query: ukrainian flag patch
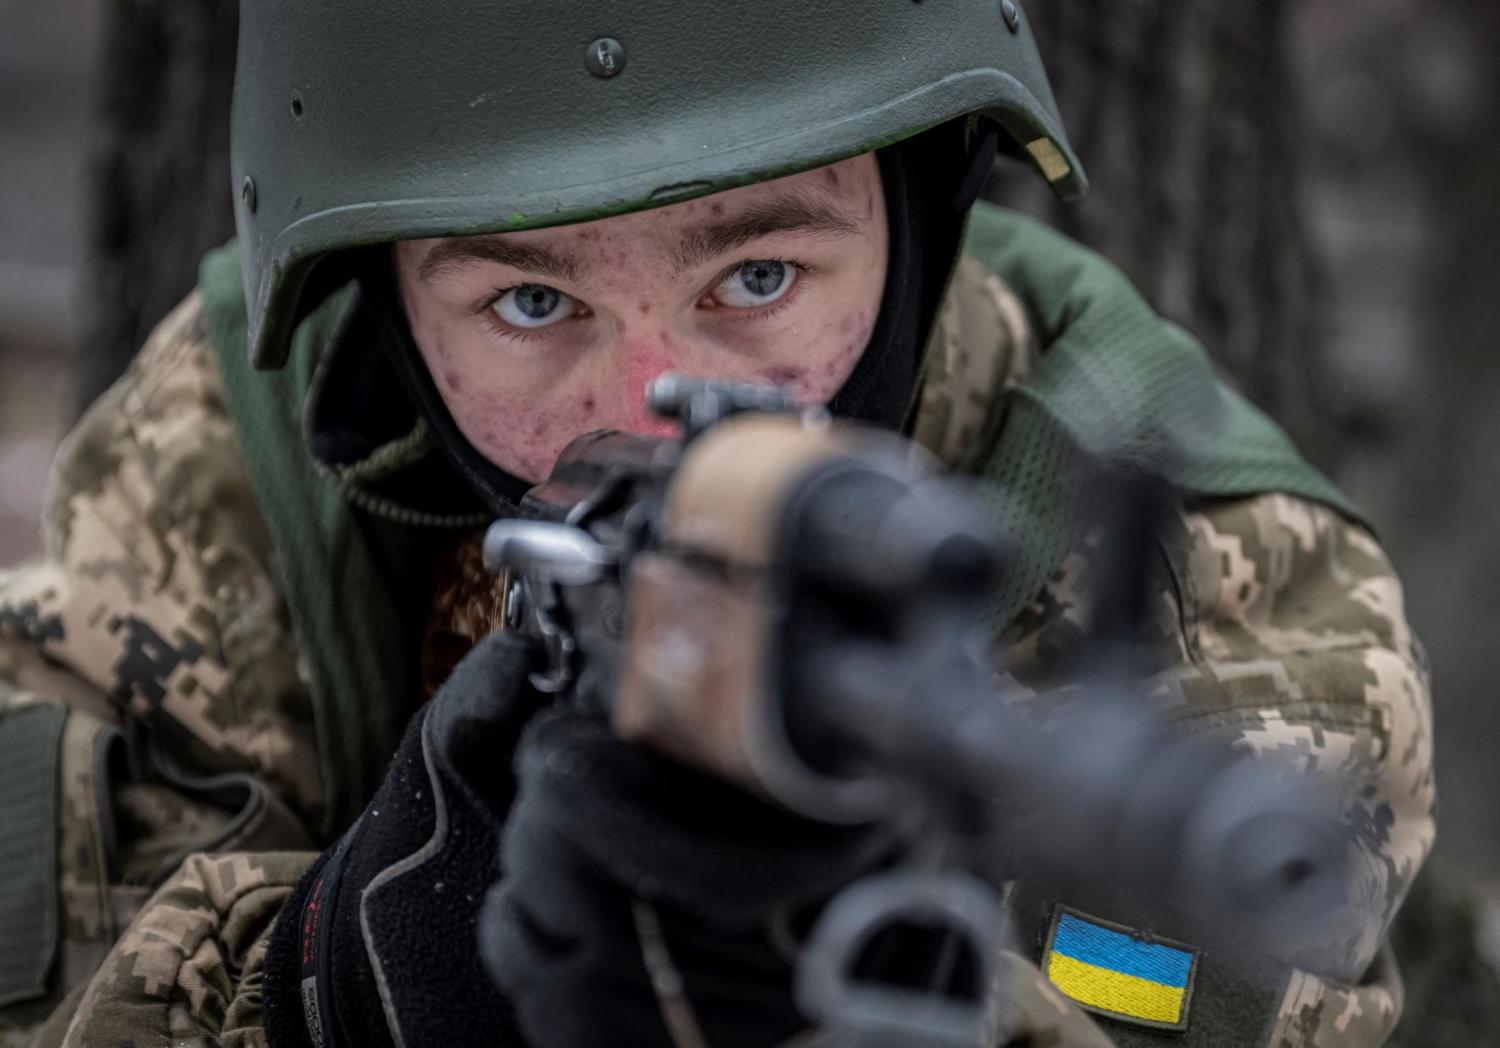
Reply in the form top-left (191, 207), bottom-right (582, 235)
top-left (1041, 906), bottom-right (1199, 1031)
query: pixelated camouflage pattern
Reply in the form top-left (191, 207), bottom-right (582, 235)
top-left (986, 489), bottom-right (1433, 1045)
top-left (1166, 493), bottom-right (1434, 987)
top-left (912, 256), bottom-right (1036, 472)
top-left (0, 295), bottom-right (322, 1042)
top-left (0, 292), bottom-right (322, 827)
top-left (919, 265), bottom-right (1432, 1043)
top-left (3, 258), bottom-right (1432, 1045)
top-left (49, 851), bottom-right (313, 1048)
top-left (1266, 944), bottom-right (1402, 1048)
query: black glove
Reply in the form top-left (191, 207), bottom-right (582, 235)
top-left (481, 704), bottom-right (901, 1048)
top-left (262, 633), bottom-right (547, 1048)
top-left (263, 630), bottom-right (897, 1048)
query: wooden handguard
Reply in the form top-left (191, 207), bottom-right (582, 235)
top-left (612, 415), bottom-right (844, 794)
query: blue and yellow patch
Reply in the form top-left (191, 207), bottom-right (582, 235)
top-left (1041, 907), bottom-right (1199, 1031)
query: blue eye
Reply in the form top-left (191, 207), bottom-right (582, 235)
top-left (716, 261), bottom-right (796, 308)
top-left (494, 284), bottom-right (575, 328)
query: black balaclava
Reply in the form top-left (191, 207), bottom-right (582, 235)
top-left (310, 120), bottom-right (1001, 517)
top-left (826, 120), bottom-right (1000, 427)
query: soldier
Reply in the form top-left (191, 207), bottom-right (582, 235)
top-left (0, 1), bottom-right (1432, 1045)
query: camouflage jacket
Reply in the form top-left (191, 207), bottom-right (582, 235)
top-left (0, 209), bottom-right (1433, 1047)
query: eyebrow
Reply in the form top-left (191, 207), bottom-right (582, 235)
top-left (418, 237), bottom-right (583, 284)
top-left (673, 191), bottom-right (865, 272)
top-left (416, 189), bottom-right (867, 285)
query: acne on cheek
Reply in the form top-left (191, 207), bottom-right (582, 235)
top-left (473, 389), bottom-right (615, 483)
top-left (827, 322), bottom-right (870, 384)
top-left (433, 328), bottom-right (666, 483)
top-left (844, 309), bottom-right (876, 343)
top-left (760, 309), bottom-right (875, 403)
top-left (836, 310), bottom-right (876, 359)
top-left (398, 262), bottom-right (615, 483)
top-left (760, 365), bottom-right (810, 389)
top-left (407, 312), bottom-right (550, 478)
top-left (420, 329), bottom-right (468, 398)
top-left (477, 409), bottom-right (565, 482)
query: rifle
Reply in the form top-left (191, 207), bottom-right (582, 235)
top-left (483, 376), bottom-right (1351, 1046)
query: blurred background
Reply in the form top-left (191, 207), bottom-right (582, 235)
top-left (1, 0), bottom-right (1496, 1038)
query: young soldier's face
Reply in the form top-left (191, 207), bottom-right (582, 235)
top-left (394, 154), bottom-right (888, 482)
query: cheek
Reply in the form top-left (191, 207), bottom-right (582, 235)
top-left (619, 341), bottom-right (676, 410)
top-left (823, 310), bottom-right (878, 391)
top-left (421, 335), bottom-right (679, 482)
top-left (459, 381), bottom-right (629, 483)
top-left (400, 307), bottom-right (596, 482)
top-left (461, 365), bottom-right (679, 483)
top-left (405, 303), bottom-right (460, 396)
top-left (763, 306), bottom-right (877, 403)
top-left (472, 397), bottom-right (602, 481)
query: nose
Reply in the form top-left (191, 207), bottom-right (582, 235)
top-left (621, 402), bottom-right (680, 440)
top-left (613, 334), bottom-right (687, 439)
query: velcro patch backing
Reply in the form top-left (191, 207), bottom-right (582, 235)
top-left (1042, 905), bottom-right (1199, 1032)
top-left (0, 701), bottom-right (66, 1006)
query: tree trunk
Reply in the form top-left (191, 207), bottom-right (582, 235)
top-left (73, 0), bottom-right (238, 415)
top-left (989, 0), bottom-right (1341, 468)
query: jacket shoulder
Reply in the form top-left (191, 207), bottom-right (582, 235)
top-left (0, 295), bottom-right (322, 1040)
top-left (2, 290), bottom-right (324, 826)
top-left (996, 491), bottom-right (1430, 1045)
top-left (913, 232), bottom-right (1037, 469)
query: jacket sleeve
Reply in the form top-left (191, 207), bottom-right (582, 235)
top-left (0, 293), bottom-right (322, 1045)
top-left (998, 491), bottom-right (1435, 1047)
top-left (28, 851), bottom-right (317, 1048)
top-left (1167, 492), bottom-right (1433, 1046)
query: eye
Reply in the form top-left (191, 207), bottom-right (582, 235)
top-left (492, 284), bottom-right (577, 329)
top-left (715, 260), bottom-right (797, 309)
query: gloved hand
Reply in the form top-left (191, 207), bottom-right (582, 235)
top-left (481, 703), bottom-right (905, 1048)
top-left (261, 632), bottom-right (547, 1048)
top-left (260, 629), bottom-right (901, 1048)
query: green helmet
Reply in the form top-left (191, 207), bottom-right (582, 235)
top-left (232, 0), bottom-right (1085, 369)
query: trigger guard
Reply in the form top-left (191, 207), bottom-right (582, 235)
top-left (795, 870), bottom-right (1013, 1047)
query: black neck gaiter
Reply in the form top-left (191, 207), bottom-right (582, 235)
top-left (316, 121), bottom-right (1001, 517)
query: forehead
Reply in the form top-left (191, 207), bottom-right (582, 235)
top-left (404, 153), bottom-right (882, 276)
